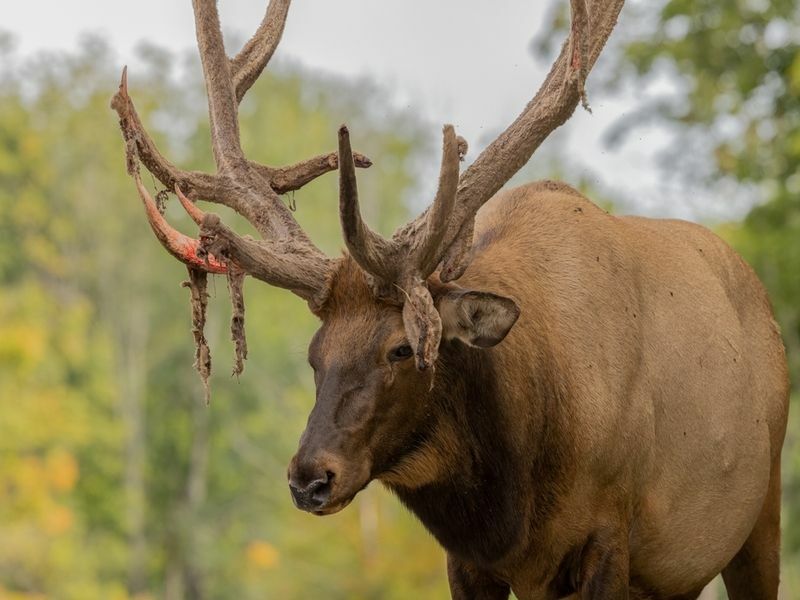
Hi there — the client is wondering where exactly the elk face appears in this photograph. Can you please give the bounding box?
[287,261,519,515]
[287,262,429,515]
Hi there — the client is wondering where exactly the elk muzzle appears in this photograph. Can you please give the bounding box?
[287,449,367,516]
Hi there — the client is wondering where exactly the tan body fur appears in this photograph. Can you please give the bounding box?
[447,181,789,598]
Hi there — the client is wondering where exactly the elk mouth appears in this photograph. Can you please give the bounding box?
[311,496,354,516]
[306,473,369,516]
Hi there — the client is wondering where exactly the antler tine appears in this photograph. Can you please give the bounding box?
[192,0,245,170]
[113,65,312,246]
[440,219,474,282]
[175,183,206,226]
[132,170,228,274]
[413,124,461,278]
[110,67,225,201]
[191,0,352,262]
[193,0,375,228]
[230,0,291,103]
[267,151,373,195]
[338,125,398,281]
[227,0,376,193]
[434,0,624,281]
[568,0,591,110]
[114,0,351,305]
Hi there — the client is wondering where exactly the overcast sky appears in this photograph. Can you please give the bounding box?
[4,0,751,221]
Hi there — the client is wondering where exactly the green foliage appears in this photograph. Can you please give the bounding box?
[0,283,127,600]
[0,35,448,598]
[620,0,799,191]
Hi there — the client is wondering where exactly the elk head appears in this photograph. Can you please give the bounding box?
[112,0,623,513]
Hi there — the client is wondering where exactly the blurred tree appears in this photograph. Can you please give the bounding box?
[0,37,129,600]
[0,284,127,600]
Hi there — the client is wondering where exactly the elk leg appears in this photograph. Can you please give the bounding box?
[446,554,510,600]
[577,528,630,600]
[721,456,781,600]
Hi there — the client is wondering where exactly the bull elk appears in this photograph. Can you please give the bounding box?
[111,0,789,597]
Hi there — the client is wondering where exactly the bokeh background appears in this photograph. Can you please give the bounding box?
[0,0,798,598]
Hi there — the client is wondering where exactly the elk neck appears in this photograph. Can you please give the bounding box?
[379,335,573,567]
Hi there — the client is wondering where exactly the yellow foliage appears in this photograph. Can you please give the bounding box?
[14,457,48,507]
[42,504,74,536]
[19,131,43,160]
[0,586,47,600]
[245,540,279,570]
[46,449,79,493]
[0,323,46,371]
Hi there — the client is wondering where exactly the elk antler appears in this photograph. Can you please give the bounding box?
[437,0,624,281]
[339,0,625,368]
[339,123,465,371]
[111,0,370,394]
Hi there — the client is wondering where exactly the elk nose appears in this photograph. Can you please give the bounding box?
[288,471,333,512]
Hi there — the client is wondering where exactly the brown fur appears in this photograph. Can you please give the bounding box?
[290,181,789,599]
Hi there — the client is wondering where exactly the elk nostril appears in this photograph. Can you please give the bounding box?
[288,470,335,512]
[307,476,332,506]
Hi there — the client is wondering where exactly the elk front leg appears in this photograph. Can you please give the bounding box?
[577,529,630,599]
[447,554,510,600]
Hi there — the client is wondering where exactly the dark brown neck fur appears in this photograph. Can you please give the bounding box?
[381,339,573,568]
[321,256,574,571]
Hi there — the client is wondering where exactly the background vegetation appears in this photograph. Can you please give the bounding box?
[0,0,797,597]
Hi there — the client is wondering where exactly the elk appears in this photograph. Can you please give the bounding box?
[111,0,789,598]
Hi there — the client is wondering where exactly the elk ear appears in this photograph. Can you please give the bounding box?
[437,290,520,348]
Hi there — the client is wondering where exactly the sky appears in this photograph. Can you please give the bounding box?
[3,0,752,221]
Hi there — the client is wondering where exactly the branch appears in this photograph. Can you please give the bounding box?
[230,0,292,103]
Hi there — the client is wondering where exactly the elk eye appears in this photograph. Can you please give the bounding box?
[388,344,413,362]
